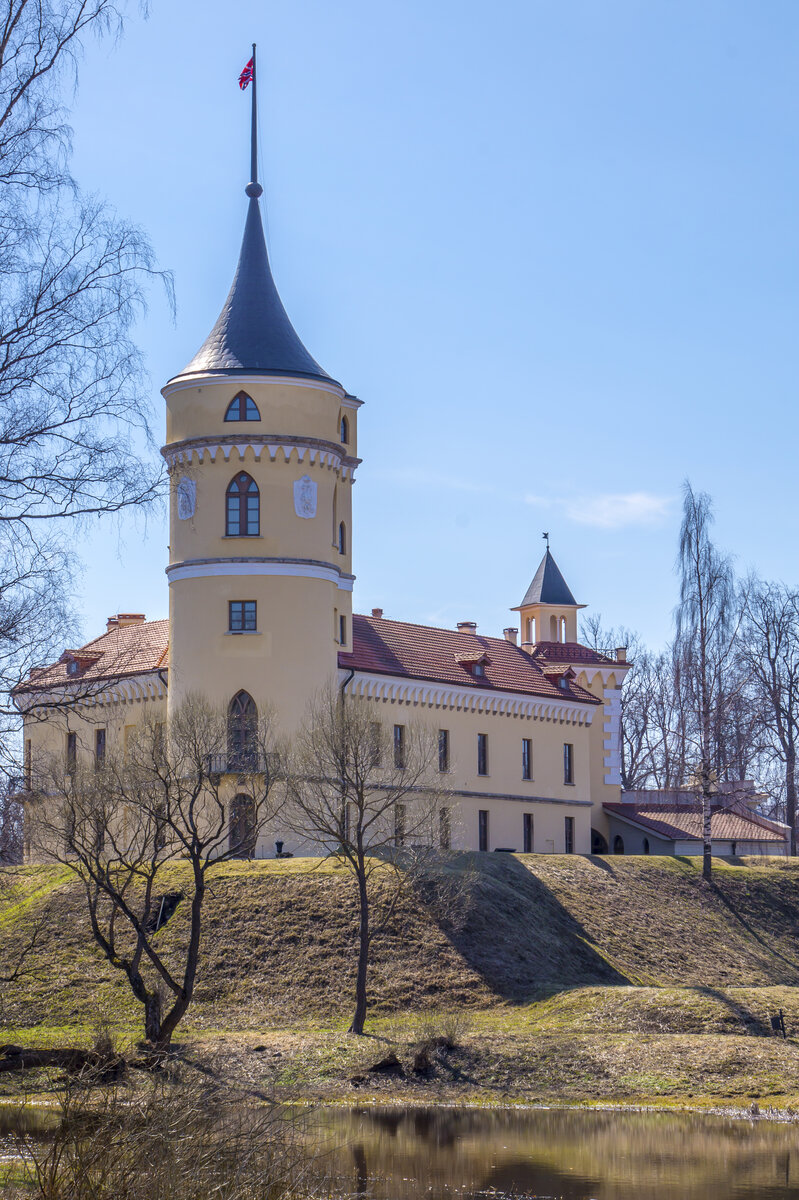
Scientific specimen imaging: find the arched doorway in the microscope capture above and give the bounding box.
[613,834,625,855]
[230,794,256,858]
[591,829,609,854]
[228,690,257,769]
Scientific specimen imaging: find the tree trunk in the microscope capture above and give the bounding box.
[702,780,713,882]
[787,748,797,858]
[144,991,162,1046]
[348,868,370,1035]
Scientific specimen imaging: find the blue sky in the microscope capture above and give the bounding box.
[67,0,798,649]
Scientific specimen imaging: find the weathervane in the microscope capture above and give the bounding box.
[542,531,550,549]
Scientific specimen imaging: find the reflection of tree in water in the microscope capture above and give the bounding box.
[325,1107,799,1200]
[471,1159,600,1200]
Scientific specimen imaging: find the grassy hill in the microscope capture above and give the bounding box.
[4,853,799,1109]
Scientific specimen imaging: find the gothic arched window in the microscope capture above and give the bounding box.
[340,414,349,444]
[224,391,260,422]
[228,690,258,770]
[226,472,259,536]
[230,793,257,858]
[338,521,346,555]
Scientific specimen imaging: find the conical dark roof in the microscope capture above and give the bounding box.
[518,549,578,607]
[171,196,335,385]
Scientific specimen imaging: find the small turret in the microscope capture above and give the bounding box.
[513,542,585,648]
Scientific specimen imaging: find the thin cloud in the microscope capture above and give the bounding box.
[524,491,673,530]
[376,467,494,495]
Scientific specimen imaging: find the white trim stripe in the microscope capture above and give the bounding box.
[167,560,354,591]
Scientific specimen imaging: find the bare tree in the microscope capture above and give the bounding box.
[740,579,799,855]
[0,0,169,783]
[286,684,443,1035]
[29,696,284,1052]
[674,483,741,880]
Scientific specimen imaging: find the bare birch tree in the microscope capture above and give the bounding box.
[675,483,740,880]
[740,579,799,855]
[286,684,443,1035]
[29,697,284,1052]
[0,0,169,780]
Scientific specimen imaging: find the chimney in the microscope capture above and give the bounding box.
[457,621,477,635]
[503,627,518,645]
[615,646,627,663]
[371,608,384,619]
[109,613,146,630]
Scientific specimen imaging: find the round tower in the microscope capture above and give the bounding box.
[162,57,360,733]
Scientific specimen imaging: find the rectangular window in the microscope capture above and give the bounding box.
[66,731,77,774]
[438,729,450,773]
[394,802,406,847]
[393,724,405,769]
[477,733,488,776]
[565,816,575,854]
[523,812,534,854]
[229,600,257,632]
[369,722,382,767]
[564,742,574,785]
[24,739,32,790]
[522,738,532,780]
[95,728,106,767]
[339,614,347,645]
[439,806,451,850]
[478,809,489,852]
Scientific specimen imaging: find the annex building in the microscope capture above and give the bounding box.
[16,91,644,860]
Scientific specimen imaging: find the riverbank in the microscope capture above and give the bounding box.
[3,855,799,1113]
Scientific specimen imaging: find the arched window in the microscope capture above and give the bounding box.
[230,794,256,858]
[228,690,258,769]
[224,391,260,422]
[613,835,625,855]
[549,615,557,641]
[338,521,346,555]
[643,837,650,855]
[226,472,259,536]
[340,415,349,444]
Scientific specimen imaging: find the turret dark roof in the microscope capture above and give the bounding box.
[170,196,336,386]
[517,549,578,607]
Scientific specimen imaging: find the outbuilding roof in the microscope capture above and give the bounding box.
[603,803,787,843]
[339,614,599,703]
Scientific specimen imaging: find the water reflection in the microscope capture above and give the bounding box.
[310,1107,799,1200]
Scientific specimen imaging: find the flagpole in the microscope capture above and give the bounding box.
[250,42,258,188]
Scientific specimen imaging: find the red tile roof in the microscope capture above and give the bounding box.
[340,615,600,703]
[15,619,169,695]
[603,803,787,843]
[532,642,620,667]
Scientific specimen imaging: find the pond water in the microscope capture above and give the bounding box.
[3,1102,799,1198]
[309,1106,799,1200]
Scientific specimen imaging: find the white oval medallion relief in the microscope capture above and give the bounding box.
[293,474,317,519]
[177,477,196,520]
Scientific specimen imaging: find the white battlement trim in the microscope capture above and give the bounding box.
[20,670,167,715]
[343,670,593,725]
[167,558,355,591]
[162,438,358,480]
[161,374,346,401]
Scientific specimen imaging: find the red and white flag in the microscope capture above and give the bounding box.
[238,57,254,90]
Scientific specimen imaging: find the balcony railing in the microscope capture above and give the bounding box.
[205,752,282,777]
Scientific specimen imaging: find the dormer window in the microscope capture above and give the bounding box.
[473,662,485,677]
[67,660,79,676]
[559,676,569,691]
[224,391,260,422]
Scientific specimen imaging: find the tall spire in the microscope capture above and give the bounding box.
[246,43,261,200]
[517,547,578,608]
[170,46,335,386]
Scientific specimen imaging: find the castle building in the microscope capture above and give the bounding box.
[15,79,633,859]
